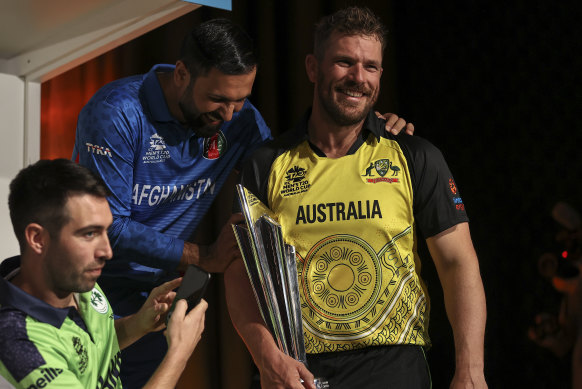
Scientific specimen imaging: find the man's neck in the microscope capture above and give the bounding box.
[157,71,185,124]
[12,263,76,309]
[307,106,365,159]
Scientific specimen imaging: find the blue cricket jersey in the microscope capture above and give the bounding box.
[74,64,271,284]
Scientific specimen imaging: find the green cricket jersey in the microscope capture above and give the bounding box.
[0,256,122,388]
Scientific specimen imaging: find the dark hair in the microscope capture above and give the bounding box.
[8,159,110,247]
[180,18,257,79]
[313,6,387,60]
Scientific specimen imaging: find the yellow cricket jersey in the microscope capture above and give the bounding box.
[240,110,468,354]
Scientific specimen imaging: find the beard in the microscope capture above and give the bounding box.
[179,82,223,138]
[316,74,379,126]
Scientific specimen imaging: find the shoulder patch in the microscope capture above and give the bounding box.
[0,308,45,381]
[89,288,109,314]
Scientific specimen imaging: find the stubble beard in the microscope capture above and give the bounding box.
[179,83,223,138]
[317,74,378,127]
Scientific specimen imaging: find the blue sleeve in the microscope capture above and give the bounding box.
[74,98,182,272]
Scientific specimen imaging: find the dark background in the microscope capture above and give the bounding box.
[43,0,582,387]
[210,1,581,386]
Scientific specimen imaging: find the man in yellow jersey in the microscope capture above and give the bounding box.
[226,6,487,389]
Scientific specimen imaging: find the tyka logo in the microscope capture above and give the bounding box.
[203,131,227,160]
[362,159,400,183]
[85,143,112,158]
[280,166,310,197]
[143,134,170,164]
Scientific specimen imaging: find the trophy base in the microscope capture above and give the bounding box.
[314,377,330,389]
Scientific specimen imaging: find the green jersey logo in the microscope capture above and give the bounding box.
[90,288,108,314]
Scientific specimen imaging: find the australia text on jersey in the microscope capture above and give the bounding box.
[296,199,382,224]
[132,179,215,207]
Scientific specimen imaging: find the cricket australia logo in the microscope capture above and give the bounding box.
[90,288,109,314]
[203,131,227,160]
[72,336,89,374]
[142,134,171,164]
[280,166,310,197]
[362,159,401,184]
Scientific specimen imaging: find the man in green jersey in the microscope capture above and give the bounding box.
[0,159,207,388]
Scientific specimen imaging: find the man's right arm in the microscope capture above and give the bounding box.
[224,258,315,389]
[143,299,207,388]
[76,98,241,274]
[75,99,186,271]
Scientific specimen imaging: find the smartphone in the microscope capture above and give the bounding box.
[167,265,211,322]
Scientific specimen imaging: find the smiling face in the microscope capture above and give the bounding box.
[178,66,256,138]
[44,194,113,295]
[309,32,383,126]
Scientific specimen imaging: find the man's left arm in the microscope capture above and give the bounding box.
[426,222,487,389]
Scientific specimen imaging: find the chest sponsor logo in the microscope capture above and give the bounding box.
[362,159,400,183]
[203,131,227,160]
[132,178,215,207]
[280,166,311,197]
[90,288,108,314]
[85,143,112,158]
[27,368,64,388]
[143,134,171,164]
[72,336,88,374]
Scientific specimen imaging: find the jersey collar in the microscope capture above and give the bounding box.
[297,108,384,156]
[141,64,176,123]
[0,256,78,329]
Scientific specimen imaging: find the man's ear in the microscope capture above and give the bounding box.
[174,60,191,87]
[305,54,318,84]
[24,223,48,255]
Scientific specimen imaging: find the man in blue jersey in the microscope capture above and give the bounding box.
[0,159,207,389]
[73,19,270,387]
[74,17,412,387]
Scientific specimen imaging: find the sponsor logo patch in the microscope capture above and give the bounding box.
[449,179,464,210]
[280,166,310,197]
[28,368,64,388]
[449,178,457,194]
[90,288,108,314]
[142,134,171,164]
[85,143,112,158]
[203,131,227,160]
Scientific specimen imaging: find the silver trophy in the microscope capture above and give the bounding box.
[233,184,329,389]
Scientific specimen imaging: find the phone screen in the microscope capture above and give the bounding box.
[167,265,210,322]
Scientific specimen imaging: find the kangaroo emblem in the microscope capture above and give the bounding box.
[363,163,375,176]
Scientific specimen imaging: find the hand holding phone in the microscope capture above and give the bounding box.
[167,265,211,323]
